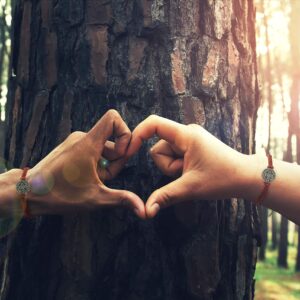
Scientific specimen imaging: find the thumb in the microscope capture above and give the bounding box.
[97,185,146,219]
[145,173,196,218]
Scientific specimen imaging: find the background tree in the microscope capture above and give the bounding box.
[0,1,260,299]
[297,224,300,271]
[289,0,300,272]
[277,131,291,268]
[255,0,297,269]
[256,0,271,261]
[278,215,289,268]
[0,0,11,162]
[0,1,10,88]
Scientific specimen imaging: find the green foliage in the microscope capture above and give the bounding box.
[255,241,300,300]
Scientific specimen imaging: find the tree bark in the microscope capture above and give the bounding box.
[256,0,271,261]
[1,1,260,299]
[289,0,300,273]
[278,216,289,268]
[296,226,300,272]
[0,118,4,161]
[277,138,292,269]
[258,207,268,260]
[271,212,278,250]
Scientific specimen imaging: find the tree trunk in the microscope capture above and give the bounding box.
[278,216,289,268]
[0,118,4,162]
[296,226,300,272]
[1,1,260,299]
[258,207,268,260]
[271,212,278,250]
[261,0,272,153]
[289,0,300,273]
[277,141,292,269]
[256,0,271,261]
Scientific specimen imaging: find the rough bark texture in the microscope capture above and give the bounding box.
[278,216,288,268]
[1,1,260,299]
[0,120,4,157]
[271,213,278,250]
[0,118,5,174]
[258,207,268,260]
[290,0,300,274]
[296,226,300,272]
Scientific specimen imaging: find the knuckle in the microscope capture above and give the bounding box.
[70,130,85,137]
[149,146,158,156]
[187,123,199,130]
[156,189,171,208]
[68,131,86,141]
[123,128,131,138]
[147,114,158,122]
[107,109,120,118]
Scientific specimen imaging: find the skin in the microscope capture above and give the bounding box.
[127,115,300,225]
[1,112,300,225]
[0,110,146,219]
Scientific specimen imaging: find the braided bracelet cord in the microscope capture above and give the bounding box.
[255,152,276,205]
[16,167,31,218]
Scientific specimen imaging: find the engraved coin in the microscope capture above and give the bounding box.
[16,180,31,194]
[262,168,276,183]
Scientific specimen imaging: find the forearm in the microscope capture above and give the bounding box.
[239,153,300,225]
[0,168,45,217]
[0,169,23,217]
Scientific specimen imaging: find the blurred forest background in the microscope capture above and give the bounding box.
[0,0,299,299]
[254,0,300,299]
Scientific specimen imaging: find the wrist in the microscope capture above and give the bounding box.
[0,168,23,217]
[233,153,263,202]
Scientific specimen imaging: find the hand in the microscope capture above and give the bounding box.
[127,115,249,218]
[27,110,146,218]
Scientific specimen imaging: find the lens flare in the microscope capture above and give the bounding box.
[31,171,55,195]
[62,162,81,184]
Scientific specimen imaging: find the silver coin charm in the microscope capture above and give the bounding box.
[262,168,276,183]
[16,180,31,194]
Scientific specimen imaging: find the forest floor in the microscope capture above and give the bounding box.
[255,243,300,300]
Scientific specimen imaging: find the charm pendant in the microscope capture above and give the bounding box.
[262,167,276,183]
[16,179,31,194]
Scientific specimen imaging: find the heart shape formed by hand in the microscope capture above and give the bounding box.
[27,110,246,220]
[123,114,249,219]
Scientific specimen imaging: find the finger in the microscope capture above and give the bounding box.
[150,140,183,177]
[145,173,198,218]
[97,156,128,181]
[88,109,131,156]
[102,141,122,161]
[97,185,146,219]
[126,115,187,157]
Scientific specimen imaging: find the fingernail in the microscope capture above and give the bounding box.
[152,203,160,216]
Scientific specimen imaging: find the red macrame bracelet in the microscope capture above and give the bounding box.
[255,152,276,205]
[16,167,31,218]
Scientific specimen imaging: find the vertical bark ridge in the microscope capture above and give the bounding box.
[1,1,259,300]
